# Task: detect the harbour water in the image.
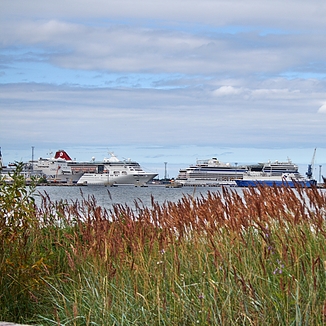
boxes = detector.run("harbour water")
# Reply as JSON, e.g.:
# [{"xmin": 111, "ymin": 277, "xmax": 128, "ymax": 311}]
[
  {"xmin": 34, "ymin": 184, "xmax": 325, "ymax": 213},
  {"xmin": 34, "ymin": 185, "xmax": 225, "ymax": 211}
]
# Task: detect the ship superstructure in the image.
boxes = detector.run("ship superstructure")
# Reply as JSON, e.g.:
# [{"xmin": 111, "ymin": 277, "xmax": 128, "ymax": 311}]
[{"xmin": 247, "ymin": 159, "xmax": 299, "ymax": 175}]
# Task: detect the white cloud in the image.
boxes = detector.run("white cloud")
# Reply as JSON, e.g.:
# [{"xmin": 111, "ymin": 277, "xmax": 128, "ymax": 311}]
[
  {"xmin": 2, "ymin": 13, "xmax": 326, "ymax": 77},
  {"xmin": 250, "ymin": 88, "xmax": 300, "ymax": 99},
  {"xmin": 318, "ymin": 104, "xmax": 326, "ymax": 113},
  {"xmin": 213, "ymin": 86, "xmax": 243, "ymax": 96},
  {"xmin": 1, "ymin": 82, "xmax": 325, "ymax": 149},
  {"xmin": 2, "ymin": 0, "xmax": 326, "ymax": 31}
]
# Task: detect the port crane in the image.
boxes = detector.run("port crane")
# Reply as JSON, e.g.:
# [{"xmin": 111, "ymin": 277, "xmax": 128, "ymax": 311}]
[{"xmin": 306, "ymin": 148, "xmax": 316, "ymax": 179}]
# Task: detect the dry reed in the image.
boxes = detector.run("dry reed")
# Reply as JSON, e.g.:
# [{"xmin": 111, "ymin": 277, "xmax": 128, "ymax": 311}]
[{"xmin": 1, "ymin": 171, "xmax": 326, "ymax": 324}]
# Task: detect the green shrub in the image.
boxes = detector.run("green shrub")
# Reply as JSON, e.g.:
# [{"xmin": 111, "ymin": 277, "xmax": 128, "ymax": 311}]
[{"xmin": 0, "ymin": 163, "xmax": 49, "ymax": 322}]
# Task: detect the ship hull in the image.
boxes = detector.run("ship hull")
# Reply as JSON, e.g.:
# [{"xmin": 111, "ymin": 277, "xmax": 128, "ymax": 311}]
[
  {"xmin": 77, "ymin": 172, "xmax": 157, "ymax": 186},
  {"xmin": 235, "ymin": 179, "xmax": 317, "ymax": 187},
  {"xmin": 46, "ymin": 172, "xmax": 84, "ymax": 183},
  {"xmin": 77, "ymin": 173, "xmax": 111, "ymax": 185}
]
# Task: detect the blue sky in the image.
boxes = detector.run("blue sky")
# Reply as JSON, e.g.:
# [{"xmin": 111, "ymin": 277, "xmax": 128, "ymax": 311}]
[{"xmin": 1, "ymin": 0, "xmax": 326, "ymax": 178}]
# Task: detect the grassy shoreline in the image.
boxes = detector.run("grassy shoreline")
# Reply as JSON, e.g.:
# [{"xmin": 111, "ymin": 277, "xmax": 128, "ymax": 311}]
[{"xmin": 1, "ymin": 165, "xmax": 326, "ymax": 325}]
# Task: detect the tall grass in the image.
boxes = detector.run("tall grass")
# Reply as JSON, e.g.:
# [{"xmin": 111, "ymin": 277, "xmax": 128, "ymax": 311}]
[{"xmin": 1, "ymin": 167, "xmax": 326, "ymax": 324}]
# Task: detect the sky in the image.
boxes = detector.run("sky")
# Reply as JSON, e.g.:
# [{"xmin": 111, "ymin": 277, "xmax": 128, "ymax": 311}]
[{"xmin": 1, "ymin": 0, "xmax": 326, "ymax": 179}]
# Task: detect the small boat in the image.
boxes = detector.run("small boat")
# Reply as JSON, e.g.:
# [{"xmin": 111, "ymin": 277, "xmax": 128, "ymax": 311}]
[{"xmin": 165, "ymin": 180, "xmax": 183, "ymax": 188}]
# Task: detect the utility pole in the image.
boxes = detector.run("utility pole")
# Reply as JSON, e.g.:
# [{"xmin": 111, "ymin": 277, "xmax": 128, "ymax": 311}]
[
  {"xmin": 0, "ymin": 147, "xmax": 2, "ymax": 170},
  {"xmin": 31, "ymin": 146, "xmax": 34, "ymax": 172},
  {"xmin": 164, "ymin": 162, "xmax": 167, "ymax": 180}
]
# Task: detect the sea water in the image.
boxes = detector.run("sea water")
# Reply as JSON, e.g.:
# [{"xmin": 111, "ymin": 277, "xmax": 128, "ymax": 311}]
[
  {"xmin": 34, "ymin": 184, "xmax": 325, "ymax": 213},
  {"xmin": 34, "ymin": 185, "xmax": 222, "ymax": 211}
]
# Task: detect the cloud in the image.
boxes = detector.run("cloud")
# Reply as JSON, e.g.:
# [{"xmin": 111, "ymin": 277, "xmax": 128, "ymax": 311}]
[
  {"xmin": 1, "ymin": 0, "xmax": 326, "ymax": 167},
  {"xmin": 2, "ymin": 17, "xmax": 326, "ymax": 78},
  {"xmin": 318, "ymin": 104, "xmax": 326, "ymax": 113},
  {"xmin": 1, "ymin": 82, "xmax": 325, "ymax": 151},
  {"xmin": 250, "ymin": 88, "xmax": 300, "ymax": 100},
  {"xmin": 213, "ymin": 86, "xmax": 244, "ymax": 96},
  {"xmin": 2, "ymin": 0, "xmax": 326, "ymax": 31}
]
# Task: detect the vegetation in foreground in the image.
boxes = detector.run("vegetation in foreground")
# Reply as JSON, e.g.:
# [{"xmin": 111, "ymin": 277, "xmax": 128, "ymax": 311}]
[{"xmin": 1, "ymin": 164, "xmax": 326, "ymax": 325}]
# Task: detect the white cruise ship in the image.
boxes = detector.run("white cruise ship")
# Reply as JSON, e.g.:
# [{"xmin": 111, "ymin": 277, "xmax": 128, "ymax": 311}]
[
  {"xmin": 175, "ymin": 157, "xmax": 302, "ymax": 187},
  {"xmin": 175, "ymin": 158, "xmax": 247, "ymax": 186},
  {"xmin": 54, "ymin": 150, "xmax": 157, "ymax": 186}
]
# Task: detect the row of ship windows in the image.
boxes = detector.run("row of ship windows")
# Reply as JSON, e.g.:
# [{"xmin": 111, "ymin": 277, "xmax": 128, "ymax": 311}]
[
  {"xmin": 72, "ymin": 167, "xmax": 129, "ymax": 174},
  {"xmin": 102, "ymin": 171, "xmax": 128, "ymax": 176}
]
